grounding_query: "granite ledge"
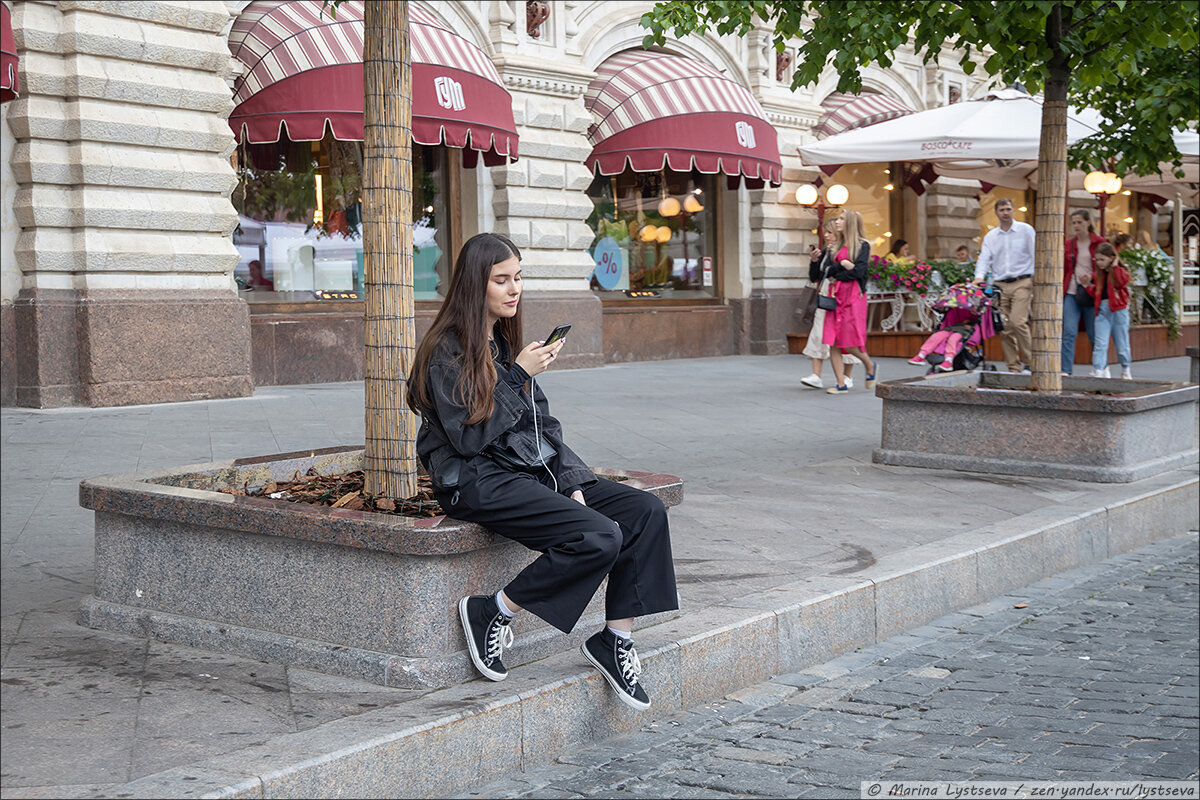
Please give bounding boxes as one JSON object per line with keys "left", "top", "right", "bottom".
{"left": 79, "top": 446, "right": 683, "bottom": 557}
{"left": 875, "top": 372, "right": 1198, "bottom": 412}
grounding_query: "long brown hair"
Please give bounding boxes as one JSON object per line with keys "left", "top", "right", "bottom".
{"left": 407, "top": 233, "right": 523, "bottom": 425}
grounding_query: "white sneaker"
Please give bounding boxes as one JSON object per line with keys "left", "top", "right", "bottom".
{"left": 1121, "top": 367, "right": 1133, "bottom": 380}
{"left": 1092, "top": 367, "right": 1111, "bottom": 378}
{"left": 800, "top": 374, "right": 824, "bottom": 389}
{"left": 844, "top": 377, "right": 854, "bottom": 389}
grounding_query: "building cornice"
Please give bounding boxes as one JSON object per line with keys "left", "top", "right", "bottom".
{"left": 493, "top": 54, "right": 595, "bottom": 98}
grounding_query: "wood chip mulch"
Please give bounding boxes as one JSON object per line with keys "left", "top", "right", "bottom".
{"left": 218, "top": 468, "right": 445, "bottom": 518}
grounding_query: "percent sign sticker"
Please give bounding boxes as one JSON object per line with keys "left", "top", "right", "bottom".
{"left": 591, "top": 237, "right": 624, "bottom": 290}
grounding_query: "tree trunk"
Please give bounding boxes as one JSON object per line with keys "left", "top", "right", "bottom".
{"left": 1031, "top": 5, "right": 1069, "bottom": 393}
{"left": 363, "top": 2, "right": 418, "bottom": 499}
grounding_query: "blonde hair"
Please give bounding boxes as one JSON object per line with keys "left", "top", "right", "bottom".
{"left": 838, "top": 209, "right": 868, "bottom": 250}
{"left": 1138, "top": 229, "right": 1157, "bottom": 249}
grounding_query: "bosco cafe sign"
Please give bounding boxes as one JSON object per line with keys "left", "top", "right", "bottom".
{"left": 920, "top": 140, "right": 973, "bottom": 153}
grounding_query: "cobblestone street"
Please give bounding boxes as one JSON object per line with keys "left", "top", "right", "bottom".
{"left": 462, "top": 535, "right": 1200, "bottom": 798}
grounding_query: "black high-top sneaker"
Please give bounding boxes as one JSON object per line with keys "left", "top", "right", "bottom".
{"left": 458, "top": 595, "right": 513, "bottom": 681}
{"left": 581, "top": 628, "right": 650, "bottom": 710}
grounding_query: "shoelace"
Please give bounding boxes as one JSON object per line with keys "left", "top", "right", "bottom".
{"left": 486, "top": 618, "right": 514, "bottom": 661}
{"left": 617, "top": 641, "right": 643, "bottom": 686}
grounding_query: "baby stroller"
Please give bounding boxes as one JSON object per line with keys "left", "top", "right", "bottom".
{"left": 912, "top": 283, "right": 1002, "bottom": 374}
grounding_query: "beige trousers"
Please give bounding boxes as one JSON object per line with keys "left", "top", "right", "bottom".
{"left": 999, "top": 276, "right": 1034, "bottom": 371}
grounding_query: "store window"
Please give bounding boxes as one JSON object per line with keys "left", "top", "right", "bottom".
{"left": 586, "top": 169, "right": 719, "bottom": 300}
{"left": 976, "top": 186, "right": 1033, "bottom": 245}
{"left": 232, "top": 135, "right": 452, "bottom": 302}
{"left": 1104, "top": 191, "right": 1134, "bottom": 239}
{"left": 827, "top": 163, "right": 894, "bottom": 256}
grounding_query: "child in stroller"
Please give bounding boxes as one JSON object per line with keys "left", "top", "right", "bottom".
{"left": 907, "top": 283, "right": 1000, "bottom": 373}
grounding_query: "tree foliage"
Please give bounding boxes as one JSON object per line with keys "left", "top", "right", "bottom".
{"left": 641, "top": 1, "right": 1198, "bottom": 178}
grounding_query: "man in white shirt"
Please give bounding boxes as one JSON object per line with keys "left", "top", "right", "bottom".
{"left": 974, "top": 198, "right": 1036, "bottom": 372}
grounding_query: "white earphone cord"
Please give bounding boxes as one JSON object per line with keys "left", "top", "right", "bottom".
{"left": 529, "top": 375, "right": 557, "bottom": 494}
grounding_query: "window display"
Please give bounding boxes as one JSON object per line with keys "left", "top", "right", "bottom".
{"left": 1103, "top": 191, "right": 1133, "bottom": 239}
{"left": 827, "top": 163, "right": 894, "bottom": 256}
{"left": 232, "top": 136, "right": 450, "bottom": 302}
{"left": 586, "top": 170, "right": 718, "bottom": 299}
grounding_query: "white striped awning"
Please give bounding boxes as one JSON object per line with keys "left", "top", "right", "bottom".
{"left": 814, "top": 92, "right": 914, "bottom": 139}
{"left": 584, "top": 50, "right": 782, "bottom": 188}
{"left": 228, "top": 1, "right": 517, "bottom": 167}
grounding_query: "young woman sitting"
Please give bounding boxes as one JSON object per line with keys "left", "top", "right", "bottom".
{"left": 406, "top": 233, "right": 679, "bottom": 710}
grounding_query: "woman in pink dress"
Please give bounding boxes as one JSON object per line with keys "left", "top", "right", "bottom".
{"left": 824, "top": 210, "right": 878, "bottom": 394}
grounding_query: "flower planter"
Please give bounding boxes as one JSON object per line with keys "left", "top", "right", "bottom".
{"left": 873, "top": 372, "right": 1198, "bottom": 482}
{"left": 78, "top": 446, "right": 683, "bottom": 689}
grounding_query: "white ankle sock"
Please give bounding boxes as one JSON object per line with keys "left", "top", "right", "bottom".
{"left": 607, "top": 626, "right": 631, "bottom": 640}
{"left": 494, "top": 591, "right": 515, "bottom": 618}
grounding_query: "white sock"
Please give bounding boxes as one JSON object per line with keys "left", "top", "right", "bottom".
{"left": 607, "top": 626, "right": 631, "bottom": 640}
{"left": 494, "top": 591, "right": 515, "bottom": 618}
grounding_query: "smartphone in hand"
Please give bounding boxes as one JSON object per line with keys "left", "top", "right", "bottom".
{"left": 543, "top": 324, "right": 572, "bottom": 347}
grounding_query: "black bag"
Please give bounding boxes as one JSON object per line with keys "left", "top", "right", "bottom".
{"left": 990, "top": 304, "right": 1005, "bottom": 333}
{"left": 1075, "top": 284, "right": 1094, "bottom": 309}
{"left": 817, "top": 294, "right": 837, "bottom": 311}
{"left": 798, "top": 290, "right": 819, "bottom": 327}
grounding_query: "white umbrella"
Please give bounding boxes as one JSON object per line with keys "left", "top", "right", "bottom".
{"left": 797, "top": 88, "right": 1104, "bottom": 166}
{"left": 933, "top": 129, "right": 1200, "bottom": 204}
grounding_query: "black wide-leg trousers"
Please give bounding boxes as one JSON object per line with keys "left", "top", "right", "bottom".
{"left": 436, "top": 458, "right": 679, "bottom": 634}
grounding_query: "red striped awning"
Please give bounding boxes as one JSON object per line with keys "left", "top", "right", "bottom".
{"left": 1, "top": 2, "right": 17, "bottom": 103}
{"left": 814, "top": 92, "right": 914, "bottom": 139}
{"left": 584, "top": 50, "right": 782, "bottom": 189}
{"left": 228, "top": 1, "right": 518, "bottom": 167}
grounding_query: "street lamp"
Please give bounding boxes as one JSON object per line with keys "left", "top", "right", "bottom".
{"left": 1083, "top": 170, "right": 1122, "bottom": 233}
{"left": 795, "top": 182, "right": 849, "bottom": 231}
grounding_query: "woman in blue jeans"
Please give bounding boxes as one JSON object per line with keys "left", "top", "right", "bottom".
{"left": 1061, "top": 210, "right": 1104, "bottom": 375}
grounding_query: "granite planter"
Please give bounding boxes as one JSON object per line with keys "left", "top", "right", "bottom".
{"left": 873, "top": 372, "right": 1199, "bottom": 482}
{"left": 77, "top": 446, "right": 683, "bottom": 689}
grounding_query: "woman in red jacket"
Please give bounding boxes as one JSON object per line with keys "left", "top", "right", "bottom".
{"left": 1062, "top": 210, "right": 1105, "bottom": 375}
{"left": 1090, "top": 242, "right": 1133, "bottom": 379}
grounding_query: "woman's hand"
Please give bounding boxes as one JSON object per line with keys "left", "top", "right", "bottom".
{"left": 840, "top": 259, "right": 855, "bottom": 270}
{"left": 571, "top": 490, "right": 586, "bottom": 506}
{"left": 514, "top": 338, "right": 566, "bottom": 377}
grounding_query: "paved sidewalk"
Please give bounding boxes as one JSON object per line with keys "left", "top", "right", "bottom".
{"left": 1, "top": 355, "right": 1196, "bottom": 797}
{"left": 461, "top": 534, "right": 1200, "bottom": 798}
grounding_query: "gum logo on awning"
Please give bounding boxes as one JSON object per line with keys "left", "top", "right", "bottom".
{"left": 435, "top": 76, "right": 466, "bottom": 111}
{"left": 735, "top": 120, "right": 756, "bottom": 149}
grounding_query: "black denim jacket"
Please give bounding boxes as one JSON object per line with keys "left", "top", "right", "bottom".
{"left": 829, "top": 240, "right": 871, "bottom": 293}
{"left": 410, "top": 330, "right": 597, "bottom": 494}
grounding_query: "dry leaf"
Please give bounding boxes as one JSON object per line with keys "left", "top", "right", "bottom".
{"left": 264, "top": 482, "right": 277, "bottom": 494}
{"left": 1013, "top": 603, "right": 1028, "bottom": 609}
{"left": 331, "top": 490, "right": 360, "bottom": 509}
{"left": 375, "top": 497, "right": 396, "bottom": 511}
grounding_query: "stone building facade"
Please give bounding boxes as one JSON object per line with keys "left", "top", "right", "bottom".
{"left": 2, "top": 0, "right": 999, "bottom": 407}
